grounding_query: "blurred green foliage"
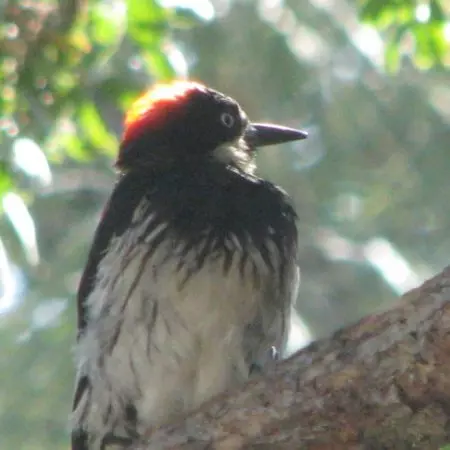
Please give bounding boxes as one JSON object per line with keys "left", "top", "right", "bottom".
{"left": 359, "top": 0, "right": 449, "bottom": 70}
{"left": 0, "top": 0, "right": 186, "bottom": 448}
{"left": 0, "top": 0, "right": 183, "bottom": 266}
{"left": 0, "top": 0, "right": 450, "bottom": 448}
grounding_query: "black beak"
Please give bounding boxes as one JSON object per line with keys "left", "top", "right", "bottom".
{"left": 244, "top": 123, "right": 308, "bottom": 147}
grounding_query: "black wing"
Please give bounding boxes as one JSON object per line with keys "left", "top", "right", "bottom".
{"left": 72, "top": 173, "right": 149, "bottom": 450}
{"left": 76, "top": 173, "right": 151, "bottom": 335}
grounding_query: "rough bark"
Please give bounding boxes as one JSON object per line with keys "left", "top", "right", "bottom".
{"left": 133, "top": 266, "right": 450, "bottom": 450}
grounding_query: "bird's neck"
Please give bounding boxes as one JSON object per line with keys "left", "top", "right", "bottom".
{"left": 212, "top": 140, "right": 256, "bottom": 174}
{"left": 115, "top": 165, "right": 295, "bottom": 248}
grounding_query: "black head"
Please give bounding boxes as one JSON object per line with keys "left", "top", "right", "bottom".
{"left": 116, "top": 81, "right": 307, "bottom": 172}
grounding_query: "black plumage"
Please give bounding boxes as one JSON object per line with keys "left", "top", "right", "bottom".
{"left": 71, "top": 82, "right": 306, "bottom": 450}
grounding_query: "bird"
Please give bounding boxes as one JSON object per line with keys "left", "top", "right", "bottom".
{"left": 70, "top": 80, "right": 307, "bottom": 450}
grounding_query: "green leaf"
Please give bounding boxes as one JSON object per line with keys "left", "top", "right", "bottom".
{"left": 126, "top": 0, "right": 177, "bottom": 78}
{"left": 413, "top": 22, "right": 447, "bottom": 68}
{"left": 127, "top": 0, "right": 172, "bottom": 46}
{"left": 78, "top": 101, "right": 118, "bottom": 157}
{"left": 90, "top": 2, "right": 127, "bottom": 46}
{"left": 143, "top": 48, "right": 176, "bottom": 80}
{"left": 359, "top": 0, "right": 449, "bottom": 70}
{"left": 0, "top": 163, "right": 14, "bottom": 197}
{"left": 360, "top": 0, "right": 389, "bottom": 21}
{"left": 62, "top": 133, "right": 92, "bottom": 162}
{"left": 430, "top": 0, "right": 446, "bottom": 22}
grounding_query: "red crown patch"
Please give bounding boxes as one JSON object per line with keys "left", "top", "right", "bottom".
{"left": 122, "top": 81, "right": 206, "bottom": 146}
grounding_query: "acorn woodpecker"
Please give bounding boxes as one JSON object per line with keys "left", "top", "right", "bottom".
{"left": 71, "top": 81, "right": 307, "bottom": 450}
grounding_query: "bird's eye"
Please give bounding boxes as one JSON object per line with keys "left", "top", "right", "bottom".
{"left": 220, "top": 112, "right": 235, "bottom": 128}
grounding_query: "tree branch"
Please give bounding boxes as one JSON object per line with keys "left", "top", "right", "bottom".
{"left": 132, "top": 265, "right": 450, "bottom": 450}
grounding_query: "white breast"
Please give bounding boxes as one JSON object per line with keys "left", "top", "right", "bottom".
{"left": 72, "top": 198, "right": 293, "bottom": 443}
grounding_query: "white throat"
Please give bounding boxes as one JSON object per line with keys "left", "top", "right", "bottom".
{"left": 213, "top": 137, "right": 256, "bottom": 174}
